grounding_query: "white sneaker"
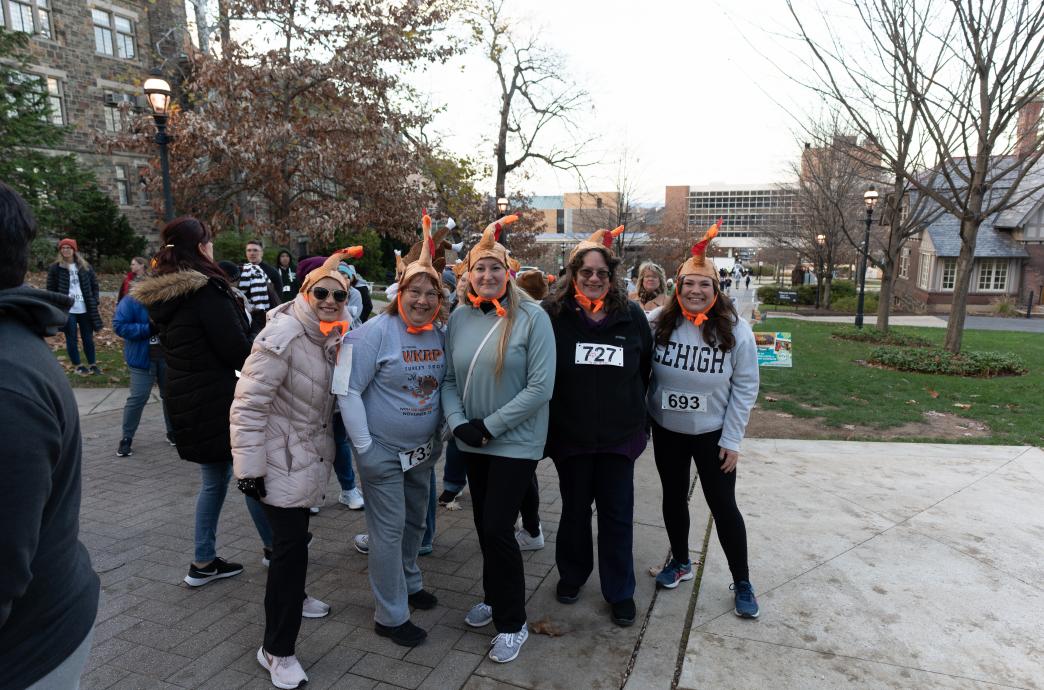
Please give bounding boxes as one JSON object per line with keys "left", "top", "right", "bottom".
{"left": 301, "top": 595, "right": 330, "bottom": 619}
{"left": 353, "top": 534, "right": 369, "bottom": 554}
{"left": 489, "top": 625, "right": 528, "bottom": 663}
{"left": 256, "top": 646, "right": 308, "bottom": 689}
{"left": 339, "top": 487, "right": 364, "bottom": 510}
{"left": 465, "top": 601, "right": 493, "bottom": 627}
{"left": 515, "top": 526, "right": 544, "bottom": 551}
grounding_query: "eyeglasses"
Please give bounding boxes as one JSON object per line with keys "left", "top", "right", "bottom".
{"left": 577, "top": 269, "right": 611, "bottom": 280}
{"left": 311, "top": 286, "right": 348, "bottom": 302}
{"left": 405, "top": 288, "right": 441, "bottom": 301}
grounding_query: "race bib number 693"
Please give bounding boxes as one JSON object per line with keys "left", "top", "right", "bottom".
{"left": 661, "top": 389, "right": 707, "bottom": 413}
{"left": 575, "top": 343, "right": 623, "bottom": 367}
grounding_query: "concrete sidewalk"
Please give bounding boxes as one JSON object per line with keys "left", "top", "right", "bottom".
{"left": 75, "top": 398, "right": 1044, "bottom": 689}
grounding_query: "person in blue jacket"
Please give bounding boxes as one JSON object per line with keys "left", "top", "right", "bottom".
{"left": 113, "top": 278, "right": 174, "bottom": 458}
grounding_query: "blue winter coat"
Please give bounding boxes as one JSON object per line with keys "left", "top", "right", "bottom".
{"left": 113, "top": 295, "right": 154, "bottom": 369}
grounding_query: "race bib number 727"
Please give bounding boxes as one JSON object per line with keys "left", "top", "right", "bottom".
{"left": 575, "top": 343, "right": 623, "bottom": 367}
{"left": 661, "top": 389, "right": 708, "bottom": 413}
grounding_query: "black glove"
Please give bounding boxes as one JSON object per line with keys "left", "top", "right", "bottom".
{"left": 453, "top": 422, "right": 487, "bottom": 448}
{"left": 470, "top": 418, "right": 493, "bottom": 441}
{"left": 237, "top": 476, "right": 267, "bottom": 500}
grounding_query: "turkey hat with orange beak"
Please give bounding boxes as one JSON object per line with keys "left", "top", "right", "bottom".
{"left": 568, "top": 225, "right": 624, "bottom": 314}
{"left": 674, "top": 218, "right": 722, "bottom": 327}
{"left": 397, "top": 210, "right": 444, "bottom": 334}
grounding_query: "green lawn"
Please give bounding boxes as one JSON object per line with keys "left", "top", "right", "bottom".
{"left": 55, "top": 347, "right": 131, "bottom": 388}
{"left": 758, "top": 319, "right": 1043, "bottom": 446}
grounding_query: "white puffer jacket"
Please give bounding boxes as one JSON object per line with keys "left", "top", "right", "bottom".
{"left": 231, "top": 295, "right": 341, "bottom": 507}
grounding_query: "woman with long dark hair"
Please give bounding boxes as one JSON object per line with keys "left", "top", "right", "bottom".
{"left": 648, "top": 222, "right": 761, "bottom": 619}
{"left": 132, "top": 216, "right": 273, "bottom": 587}
{"left": 441, "top": 215, "right": 555, "bottom": 664}
{"left": 47, "top": 238, "right": 103, "bottom": 375}
{"left": 543, "top": 227, "right": 652, "bottom": 627}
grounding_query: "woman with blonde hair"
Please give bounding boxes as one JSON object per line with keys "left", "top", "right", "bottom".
{"left": 628, "top": 260, "right": 669, "bottom": 315}
{"left": 441, "top": 215, "right": 555, "bottom": 664}
{"left": 47, "top": 238, "right": 103, "bottom": 375}
{"left": 231, "top": 246, "right": 362, "bottom": 689}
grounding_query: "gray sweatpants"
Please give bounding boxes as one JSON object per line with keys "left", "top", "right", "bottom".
{"left": 356, "top": 438, "right": 441, "bottom": 627}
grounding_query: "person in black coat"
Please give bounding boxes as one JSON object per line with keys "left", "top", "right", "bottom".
{"left": 46, "top": 238, "right": 104, "bottom": 375}
{"left": 542, "top": 229, "right": 653, "bottom": 628}
{"left": 132, "top": 216, "right": 274, "bottom": 587}
{"left": 0, "top": 182, "right": 100, "bottom": 688}
{"left": 275, "top": 250, "right": 299, "bottom": 303}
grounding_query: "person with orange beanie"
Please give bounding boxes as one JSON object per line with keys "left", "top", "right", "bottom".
{"left": 647, "top": 220, "right": 761, "bottom": 620}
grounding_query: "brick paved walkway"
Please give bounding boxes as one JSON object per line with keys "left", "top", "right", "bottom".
{"left": 77, "top": 397, "right": 679, "bottom": 690}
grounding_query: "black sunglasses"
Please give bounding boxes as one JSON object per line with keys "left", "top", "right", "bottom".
{"left": 311, "top": 286, "right": 348, "bottom": 302}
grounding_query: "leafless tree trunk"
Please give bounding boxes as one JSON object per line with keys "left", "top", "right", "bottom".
{"left": 470, "top": 0, "right": 594, "bottom": 205}
{"left": 789, "top": 0, "right": 1044, "bottom": 350}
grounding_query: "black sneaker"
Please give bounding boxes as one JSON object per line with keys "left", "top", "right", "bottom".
{"left": 74, "top": 365, "right": 89, "bottom": 376}
{"left": 556, "top": 580, "right": 580, "bottom": 604}
{"left": 116, "top": 438, "right": 133, "bottom": 457}
{"left": 611, "top": 598, "right": 636, "bottom": 627}
{"left": 438, "top": 489, "right": 460, "bottom": 506}
{"left": 408, "top": 589, "right": 438, "bottom": 610}
{"left": 184, "top": 557, "right": 243, "bottom": 587}
{"left": 166, "top": 432, "right": 176, "bottom": 446}
{"left": 89, "top": 365, "right": 101, "bottom": 375}
{"left": 375, "top": 620, "right": 427, "bottom": 647}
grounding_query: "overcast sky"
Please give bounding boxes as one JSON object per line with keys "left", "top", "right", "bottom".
{"left": 410, "top": 0, "right": 835, "bottom": 205}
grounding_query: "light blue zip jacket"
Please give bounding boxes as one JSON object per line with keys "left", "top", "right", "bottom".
{"left": 441, "top": 297, "right": 555, "bottom": 460}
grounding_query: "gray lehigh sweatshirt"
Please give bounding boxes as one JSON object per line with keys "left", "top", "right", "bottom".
{"left": 647, "top": 312, "right": 760, "bottom": 452}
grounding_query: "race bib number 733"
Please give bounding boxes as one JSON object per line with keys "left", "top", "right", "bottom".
{"left": 661, "top": 389, "right": 708, "bottom": 413}
{"left": 575, "top": 343, "right": 623, "bottom": 367}
{"left": 398, "top": 437, "right": 434, "bottom": 472}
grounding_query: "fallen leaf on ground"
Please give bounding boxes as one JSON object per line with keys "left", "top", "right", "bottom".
{"left": 906, "top": 400, "right": 918, "bottom": 405}
{"left": 953, "top": 403, "right": 972, "bottom": 410}
{"left": 927, "top": 389, "right": 940, "bottom": 398}
{"left": 764, "top": 395, "right": 778, "bottom": 402}
{"left": 842, "top": 424, "right": 856, "bottom": 430}
{"left": 529, "top": 616, "right": 567, "bottom": 637}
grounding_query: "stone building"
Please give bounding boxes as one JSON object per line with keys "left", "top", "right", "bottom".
{"left": 2, "top": 0, "right": 194, "bottom": 245}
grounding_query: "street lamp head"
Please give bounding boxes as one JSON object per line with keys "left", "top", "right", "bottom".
{"left": 496, "top": 197, "right": 509, "bottom": 214}
{"left": 816, "top": 234, "right": 827, "bottom": 245}
{"left": 863, "top": 185, "right": 879, "bottom": 210}
{"left": 143, "top": 73, "right": 172, "bottom": 117}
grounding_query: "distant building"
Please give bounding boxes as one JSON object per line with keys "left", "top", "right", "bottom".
{"left": 663, "top": 183, "right": 799, "bottom": 253}
{"left": 3, "top": 0, "right": 194, "bottom": 244}
{"left": 893, "top": 155, "right": 1044, "bottom": 314}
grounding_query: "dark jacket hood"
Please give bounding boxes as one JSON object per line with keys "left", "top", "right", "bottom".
{"left": 0, "top": 286, "right": 72, "bottom": 337}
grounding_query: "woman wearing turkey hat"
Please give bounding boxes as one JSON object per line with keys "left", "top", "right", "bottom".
{"left": 647, "top": 221, "right": 761, "bottom": 620}
{"left": 336, "top": 213, "right": 447, "bottom": 648}
{"left": 542, "top": 226, "right": 653, "bottom": 627}
{"left": 441, "top": 214, "right": 555, "bottom": 664}
{"left": 230, "top": 246, "right": 362, "bottom": 689}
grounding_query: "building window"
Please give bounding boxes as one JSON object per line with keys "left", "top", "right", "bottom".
{"left": 103, "top": 106, "right": 122, "bottom": 132}
{"left": 17, "top": 73, "right": 65, "bottom": 124}
{"left": 899, "top": 248, "right": 910, "bottom": 279}
{"left": 976, "top": 259, "right": 1008, "bottom": 292}
{"left": 941, "top": 258, "right": 957, "bottom": 290}
{"left": 918, "top": 253, "right": 931, "bottom": 289}
{"left": 114, "top": 165, "right": 131, "bottom": 205}
{"left": 114, "top": 15, "right": 135, "bottom": 58}
{"left": 93, "top": 9, "right": 136, "bottom": 59}
{"left": 1025, "top": 205, "right": 1044, "bottom": 240}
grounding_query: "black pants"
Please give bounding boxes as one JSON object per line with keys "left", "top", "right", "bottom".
{"left": 651, "top": 422, "right": 749, "bottom": 583}
{"left": 463, "top": 451, "right": 536, "bottom": 633}
{"left": 261, "top": 504, "right": 311, "bottom": 656}
{"left": 519, "top": 472, "right": 541, "bottom": 537}
{"left": 553, "top": 453, "right": 636, "bottom": 603}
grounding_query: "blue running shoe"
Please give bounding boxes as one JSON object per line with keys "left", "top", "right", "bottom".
{"left": 732, "top": 580, "right": 760, "bottom": 618}
{"left": 655, "top": 558, "right": 694, "bottom": 589}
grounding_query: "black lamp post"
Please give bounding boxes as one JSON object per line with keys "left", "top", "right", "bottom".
{"left": 495, "top": 196, "right": 509, "bottom": 243}
{"left": 815, "top": 233, "right": 826, "bottom": 309}
{"left": 855, "top": 185, "right": 879, "bottom": 328}
{"left": 143, "top": 72, "right": 174, "bottom": 222}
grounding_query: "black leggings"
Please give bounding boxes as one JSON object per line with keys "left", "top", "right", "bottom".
{"left": 651, "top": 422, "right": 749, "bottom": 583}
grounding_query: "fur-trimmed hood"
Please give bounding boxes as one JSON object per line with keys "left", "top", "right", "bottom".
{"left": 130, "top": 270, "right": 210, "bottom": 306}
